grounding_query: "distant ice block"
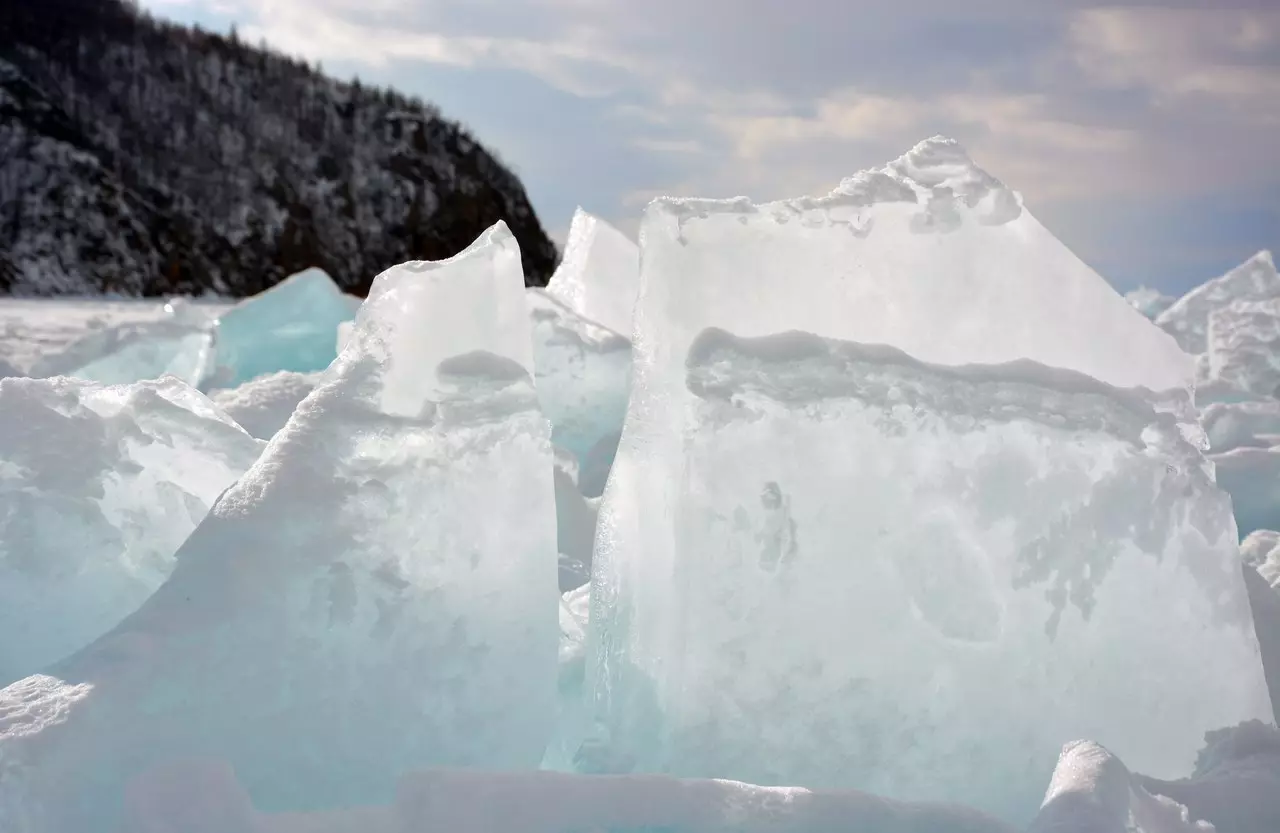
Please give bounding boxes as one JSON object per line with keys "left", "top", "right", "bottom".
{"left": 0, "top": 376, "right": 263, "bottom": 684}
{"left": 30, "top": 299, "right": 216, "bottom": 387}
{"left": 1156, "top": 250, "right": 1279, "bottom": 356}
{"left": 527, "top": 288, "right": 632, "bottom": 464}
{"left": 0, "top": 223, "right": 559, "bottom": 830}
{"left": 208, "top": 267, "right": 356, "bottom": 388}
{"left": 585, "top": 137, "right": 1269, "bottom": 824}
{"left": 208, "top": 370, "right": 322, "bottom": 440}
{"left": 545, "top": 207, "right": 640, "bottom": 337}
{"left": 1202, "top": 298, "right": 1280, "bottom": 400}
{"left": 1125, "top": 286, "right": 1177, "bottom": 321}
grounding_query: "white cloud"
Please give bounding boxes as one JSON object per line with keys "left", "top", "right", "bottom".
{"left": 148, "top": 0, "right": 1278, "bottom": 287}
{"left": 1069, "top": 7, "right": 1280, "bottom": 118}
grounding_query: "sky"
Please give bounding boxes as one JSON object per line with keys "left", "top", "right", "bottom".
{"left": 141, "top": 0, "right": 1279, "bottom": 297}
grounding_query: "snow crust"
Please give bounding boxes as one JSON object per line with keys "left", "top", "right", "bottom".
{"left": 544, "top": 208, "right": 641, "bottom": 337}
{"left": 585, "top": 137, "right": 1267, "bottom": 823}
{"left": 0, "top": 222, "right": 559, "bottom": 830}
{"left": 207, "top": 370, "right": 322, "bottom": 440}
{"left": 0, "top": 376, "right": 263, "bottom": 684}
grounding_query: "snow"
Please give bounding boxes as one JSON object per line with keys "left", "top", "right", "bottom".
{"left": 0, "top": 222, "right": 559, "bottom": 830}
{"left": 207, "top": 370, "right": 322, "bottom": 440}
{"left": 544, "top": 207, "right": 641, "bottom": 337}
{"left": 0, "top": 376, "right": 263, "bottom": 685}
{"left": 1155, "top": 250, "right": 1279, "bottom": 356}
{"left": 207, "top": 267, "right": 356, "bottom": 388}
{"left": 1243, "top": 530, "right": 1280, "bottom": 585}
{"left": 584, "top": 137, "right": 1268, "bottom": 823}
{"left": 0, "top": 298, "right": 230, "bottom": 377}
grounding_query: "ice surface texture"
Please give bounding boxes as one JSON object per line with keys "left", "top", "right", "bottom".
{"left": 0, "top": 376, "right": 263, "bottom": 684}
{"left": 1157, "top": 250, "right": 1278, "bottom": 357}
{"left": 0, "top": 223, "right": 559, "bottom": 831}
{"left": 207, "top": 267, "right": 356, "bottom": 388}
{"left": 544, "top": 207, "right": 641, "bottom": 337}
{"left": 584, "top": 137, "right": 1268, "bottom": 824}
{"left": 527, "top": 288, "right": 632, "bottom": 465}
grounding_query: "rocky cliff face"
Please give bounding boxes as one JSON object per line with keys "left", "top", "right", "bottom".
{"left": 0, "top": 0, "right": 559, "bottom": 296}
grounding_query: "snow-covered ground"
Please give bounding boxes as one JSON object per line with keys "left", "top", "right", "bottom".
{"left": 0, "top": 298, "right": 229, "bottom": 376}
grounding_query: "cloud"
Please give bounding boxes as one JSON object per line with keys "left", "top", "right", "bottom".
{"left": 145, "top": 0, "right": 1279, "bottom": 290}
{"left": 1069, "top": 7, "right": 1280, "bottom": 118}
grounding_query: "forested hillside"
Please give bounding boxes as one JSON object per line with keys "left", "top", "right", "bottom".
{"left": 0, "top": 0, "right": 558, "bottom": 296}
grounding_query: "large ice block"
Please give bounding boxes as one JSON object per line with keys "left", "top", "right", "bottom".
{"left": 208, "top": 370, "right": 322, "bottom": 440}
{"left": 584, "top": 137, "right": 1269, "bottom": 824}
{"left": 0, "top": 223, "right": 559, "bottom": 831}
{"left": 208, "top": 267, "right": 356, "bottom": 388}
{"left": 544, "top": 207, "right": 640, "bottom": 337}
{"left": 1156, "top": 250, "right": 1279, "bottom": 356}
{"left": 30, "top": 299, "right": 216, "bottom": 387}
{"left": 0, "top": 376, "right": 263, "bottom": 684}
{"left": 527, "top": 288, "right": 632, "bottom": 465}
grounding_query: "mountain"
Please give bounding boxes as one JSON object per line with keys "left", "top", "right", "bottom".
{"left": 0, "top": 0, "right": 559, "bottom": 296}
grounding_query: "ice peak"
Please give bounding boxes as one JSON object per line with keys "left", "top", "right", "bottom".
{"left": 1250, "top": 249, "right": 1275, "bottom": 267}
{"left": 886, "top": 135, "right": 1012, "bottom": 202}
{"left": 897, "top": 134, "right": 978, "bottom": 173}
{"left": 825, "top": 135, "right": 1021, "bottom": 224}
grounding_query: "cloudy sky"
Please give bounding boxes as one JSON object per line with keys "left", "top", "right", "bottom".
{"left": 143, "top": 0, "right": 1278, "bottom": 296}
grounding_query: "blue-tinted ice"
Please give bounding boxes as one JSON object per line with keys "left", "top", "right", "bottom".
{"left": 207, "top": 268, "right": 356, "bottom": 388}
{"left": 0, "top": 376, "right": 263, "bottom": 685}
{"left": 0, "top": 224, "right": 559, "bottom": 831}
